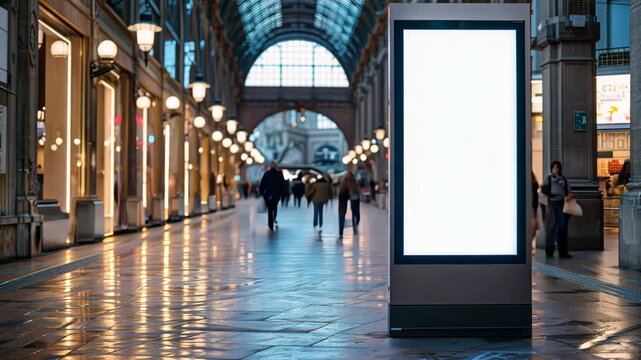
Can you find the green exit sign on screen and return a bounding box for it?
[574,111,588,131]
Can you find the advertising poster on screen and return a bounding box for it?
[402,27,520,257]
[597,74,631,125]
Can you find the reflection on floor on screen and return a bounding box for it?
[0,200,639,359]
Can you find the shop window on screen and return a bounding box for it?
[36,20,83,230]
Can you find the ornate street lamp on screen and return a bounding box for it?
[189,72,210,103]
[236,125,248,144]
[361,138,371,151]
[209,97,225,122]
[127,10,162,65]
[226,114,238,135]
[374,125,386,141]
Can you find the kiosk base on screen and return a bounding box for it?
[389,304,531,338]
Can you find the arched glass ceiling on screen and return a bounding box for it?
[314,0,365,56]
[218,0,387,79]
[236,0,282,55]
[245,40,349,87]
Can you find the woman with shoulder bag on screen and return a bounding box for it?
[541,161,573,259]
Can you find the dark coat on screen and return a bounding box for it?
[291,180,305,197]
[260,168,285,203]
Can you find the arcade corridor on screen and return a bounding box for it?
[0,202,639,359]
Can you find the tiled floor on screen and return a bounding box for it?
[0,200,639,359]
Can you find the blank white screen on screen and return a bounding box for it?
[403,29,518,256]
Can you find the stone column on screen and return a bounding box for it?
[15,0,42,257]
[619,1,641,269]
[535,1,603,250]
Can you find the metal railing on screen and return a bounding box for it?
[597,47,630,68]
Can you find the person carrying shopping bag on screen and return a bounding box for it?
[541,161,574,259]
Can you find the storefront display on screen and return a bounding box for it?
[595,74,631,228]
[36,20,82,230]
[597,74,631,125]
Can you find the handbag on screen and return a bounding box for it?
[563,199,583,217]
[538,190,548,207]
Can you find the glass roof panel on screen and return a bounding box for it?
[314,0,365,55]
[245,40,349,87]
[237,0,283,55]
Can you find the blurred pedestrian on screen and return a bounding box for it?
[618,160,631,186]
[260,161,286,231]
[291,174,305,207]
[281,179,291,207]
[338,172,361,237]
[541,161,572,258]
[306,176,332,232]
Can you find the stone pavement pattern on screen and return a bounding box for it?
[0,200,639,359]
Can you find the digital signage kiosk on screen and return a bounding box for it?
[388,3,531,337]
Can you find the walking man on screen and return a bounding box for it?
[260,161,285,231]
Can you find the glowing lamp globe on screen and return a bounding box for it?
[97,40,118,60]
[50,40,69,58]
[193,116,206,129]
[127,14,162,53]
[212,130,224,142]
[361,138,371,151]
[136,95,151,110]
[209,98,225,122]
[189,73,210,103]
[165,96,180,110]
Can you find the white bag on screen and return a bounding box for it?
[538,190,548,207]
[563,199,583,217]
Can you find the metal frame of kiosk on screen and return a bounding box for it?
[388,3,532,337]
